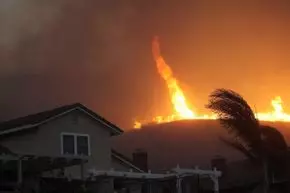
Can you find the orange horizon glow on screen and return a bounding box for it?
[133,37,290,129]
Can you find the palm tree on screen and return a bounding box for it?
[206,88,288,193]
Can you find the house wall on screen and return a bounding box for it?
[1,110,113,179]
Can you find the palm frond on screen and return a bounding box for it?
[219,136,258,161]
[260,125,288,155]
[206,89,262,155]
[259,126,289,179]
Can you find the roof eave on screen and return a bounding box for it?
[75,106,124,135]
[0,103,124,138]
[110,130,123,136]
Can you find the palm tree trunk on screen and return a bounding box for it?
[263,159,269,193]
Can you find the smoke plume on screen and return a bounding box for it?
[0,0,145,128]
[1,0,290,129]
[0,0,67,49]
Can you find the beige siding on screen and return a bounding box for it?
[1,110,112,178]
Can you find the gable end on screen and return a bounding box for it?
[0,103,123,137]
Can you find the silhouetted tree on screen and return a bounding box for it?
[206,89,288,193]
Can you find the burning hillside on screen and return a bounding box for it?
[134,37,290,129]
[114,119,290,171]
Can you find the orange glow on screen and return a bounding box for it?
[133,38,290,129]
[255,96,290,122]
[152,36,195,120]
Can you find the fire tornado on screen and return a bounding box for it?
[134,37,290,129]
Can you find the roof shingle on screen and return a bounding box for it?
[0,103,123,135]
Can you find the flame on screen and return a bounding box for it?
[255,96,290,121]
[152,36,195,120]
[133,38,290,129]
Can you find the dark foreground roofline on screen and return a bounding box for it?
[0,103,123,137]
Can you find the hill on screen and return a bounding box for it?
[112,120,290,171]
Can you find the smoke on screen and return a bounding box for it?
[0,0,67,49]
[0,0,149,128]
[2,0,289,129]
[0,0,72,75]
[0,0,141,74]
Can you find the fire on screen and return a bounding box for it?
[256,96,290,121]
[133,37,290,129]
[152,36,195,120]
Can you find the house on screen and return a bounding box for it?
[0,103,222,193]
[0,103,144,193]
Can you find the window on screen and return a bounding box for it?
[61,133,90,156]
[77,135,89,156]
[62,135,75,155]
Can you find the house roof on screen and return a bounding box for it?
[111,149,144,173]
[0,103,123,136]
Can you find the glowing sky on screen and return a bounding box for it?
[1,0,290,129]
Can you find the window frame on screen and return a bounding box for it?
[60,132,91,156]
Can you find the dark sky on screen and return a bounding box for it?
[1,0,290,129]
